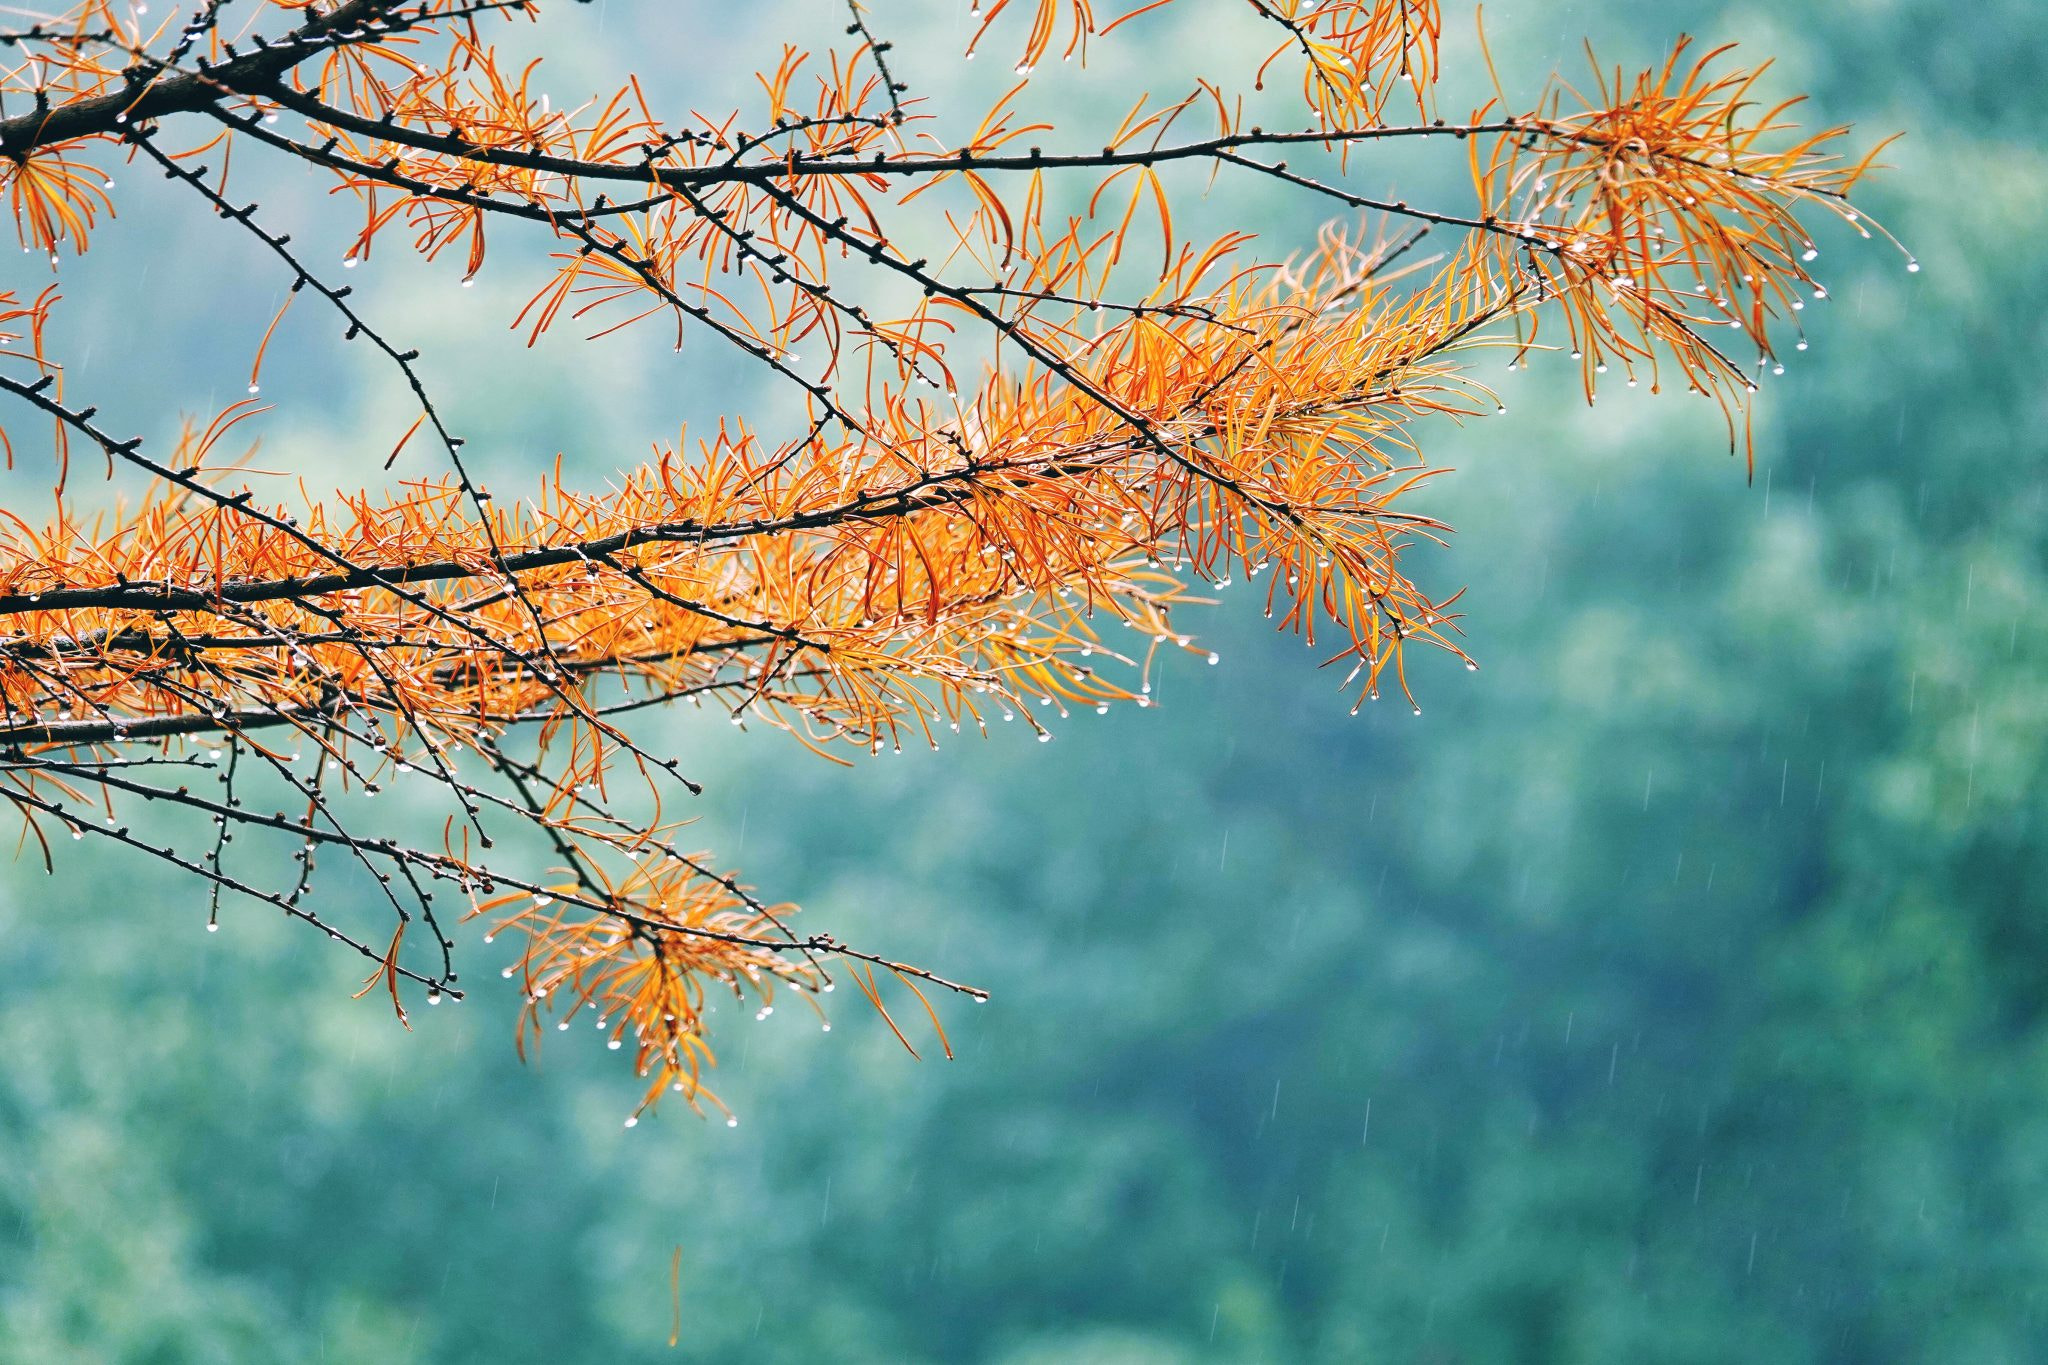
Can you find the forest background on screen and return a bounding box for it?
[0,0,2041,1361]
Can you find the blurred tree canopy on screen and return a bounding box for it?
[1,1,2039,1362]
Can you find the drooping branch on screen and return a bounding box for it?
[0,0,1899,1122]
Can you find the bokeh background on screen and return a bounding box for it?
[2,1,2043,1360]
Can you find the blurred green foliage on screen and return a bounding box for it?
[1,1,2042,1361]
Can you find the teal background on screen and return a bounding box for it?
[1,1,2042,1360]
